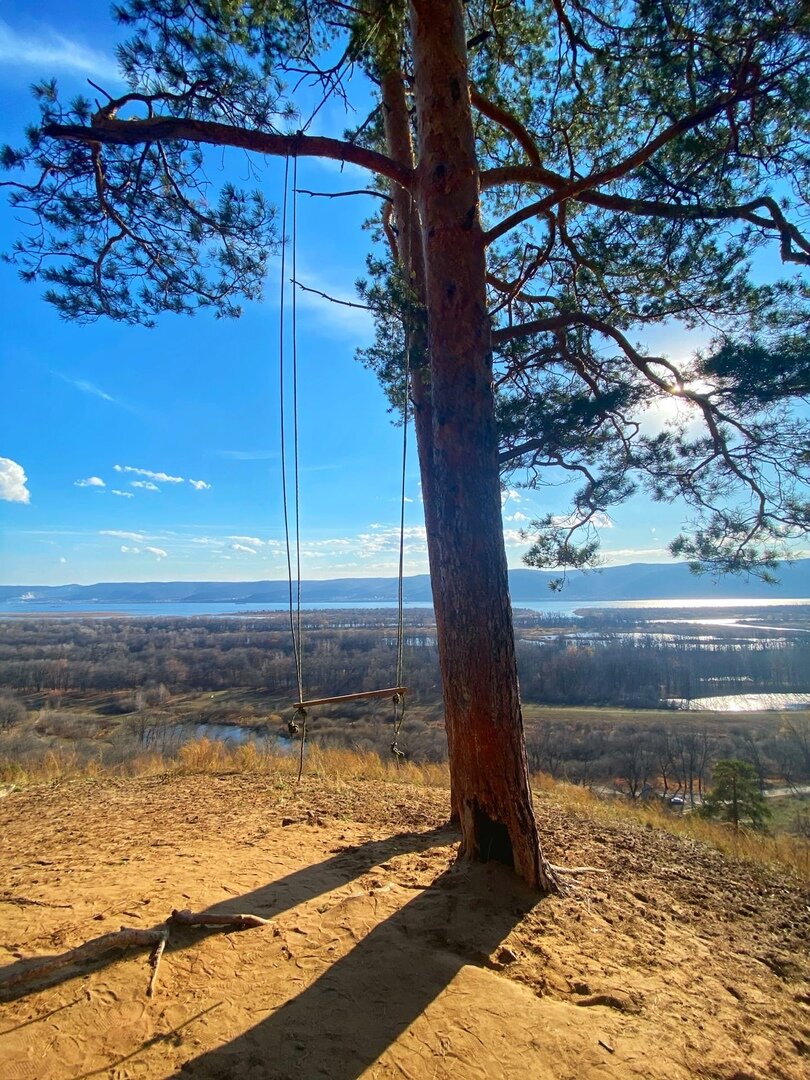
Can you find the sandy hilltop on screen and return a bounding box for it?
[0,768,808,1080]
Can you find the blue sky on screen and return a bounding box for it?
[0,1,696,585]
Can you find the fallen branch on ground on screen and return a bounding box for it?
[548,864,609,876]
[0,907,270,998]
[0,927,167,992]
[169,908,270,929]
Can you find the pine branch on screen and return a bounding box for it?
[42,117,413,190]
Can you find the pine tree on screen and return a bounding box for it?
[701,759,771,828]
[3,0,808,889]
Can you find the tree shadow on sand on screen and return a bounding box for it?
[173,857,542,1080]
[0,825,454,1002]
[2,824,546,1079]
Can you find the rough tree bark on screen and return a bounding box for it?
[408,0,557,892]
[380,52,461,823]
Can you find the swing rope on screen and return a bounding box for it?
[390,192,415,765]
[279,160,412,776]
[278,155,307,775]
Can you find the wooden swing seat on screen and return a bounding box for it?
[293,686,408,710]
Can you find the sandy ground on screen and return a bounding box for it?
[1,773,808,1080]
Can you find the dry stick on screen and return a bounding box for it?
[548,864,609,876]
[1,909,270,995]
[0,894,73,909]
[0,927,166,992]
[146,931,168,998]
[168,909,270,929]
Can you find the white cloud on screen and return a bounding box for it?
[501,489,522,507]
[189,479,211,491]
[230,543,259,555]
[356,525,427,559]
[0,457,31,503]
[131,480,159,491]
[71,379,114,402]
[111,489,134,498]
[59,557,67,564]
[115,464,184,484]
[229,535,264,547]
[102,530,146,542]
[600,547,671,564]
[0,19,120,80]
[74,476,106,488]
[120,543,166,559]
[505,511,528,522]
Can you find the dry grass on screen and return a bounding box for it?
[0,737,450,790]
[535,777,810,881]
[1,739,806,881]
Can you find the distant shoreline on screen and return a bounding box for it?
[2,596,810,621]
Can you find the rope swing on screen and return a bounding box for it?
[277,156,411,779]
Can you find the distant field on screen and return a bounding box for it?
[1,609,809,835]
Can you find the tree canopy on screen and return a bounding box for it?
[701,758,771,828]
[3,0,810,889]
[3,0,809,578]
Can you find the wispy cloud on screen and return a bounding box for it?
[74,476,105,488]
[111,489,134,498]
[101,530,147,542]
[0,19,120,81]
[113,464,212,491]
[601,547,671,563]
[120,543,167,559]
[229,535,264,547]
[292,261,373,341]
[217,449,276,461]
[52,371,138,413]
[231,543,259,555]
[0,457,30,504]
[115,464,184,484]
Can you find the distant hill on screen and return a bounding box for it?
[2,559,810,605]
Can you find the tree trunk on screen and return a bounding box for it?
[380,57,460,823]
[409,0,556,892]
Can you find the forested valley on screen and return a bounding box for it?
[1,609,809,816]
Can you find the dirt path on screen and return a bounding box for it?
[1,774,808,1079]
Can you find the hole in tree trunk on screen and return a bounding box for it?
[473,803,514,868]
